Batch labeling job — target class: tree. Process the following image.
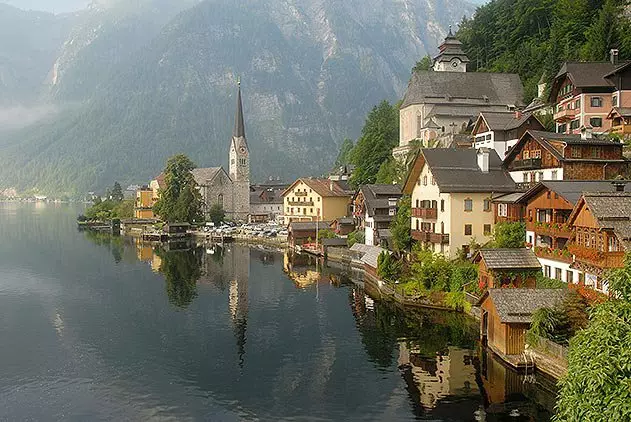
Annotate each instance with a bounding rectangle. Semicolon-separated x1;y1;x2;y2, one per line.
412;55;433;72
208;203;225;225
153;154;203;223
377;251;401;282
334;138;354;167
157;248;202;308
492;222;526;248
554;256;631;421
317;229;337;241
111;182;124;202
350;101;400;187
347;229;365;247
390;195;412;256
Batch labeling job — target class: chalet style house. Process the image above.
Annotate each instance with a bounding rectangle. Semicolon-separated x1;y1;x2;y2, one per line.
473;249;540;290
394;31;523;159
282;178;352;225
471;111;544;158
352;184;402;246
549;54;628;135
567;189;631;293
403;148;515;258
503;129;629;187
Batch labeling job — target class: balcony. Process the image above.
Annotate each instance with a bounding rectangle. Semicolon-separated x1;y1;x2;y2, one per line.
511;158;542;170
553;107;577;122
567;244;625;268
412;230;449;244
534;246;573;264
610;124;631;135
411;207;437;219
295;191;308;197
527;221;572;238
287;200;314;207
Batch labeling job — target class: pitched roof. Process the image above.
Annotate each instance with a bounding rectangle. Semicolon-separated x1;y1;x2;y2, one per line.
582;192;631;249
289;221;332;231
520;180;631;206
492;192;527;203
233;83;246;138
359;184;402;217
191;167;226;186
401;71;524;109
476;248;541;270
481;289;568;323
555;62;623;88
321;238;348;247
282;178;350;198
607;107;631;119
407;148;516;193
476;111;537;133
331;217;354;226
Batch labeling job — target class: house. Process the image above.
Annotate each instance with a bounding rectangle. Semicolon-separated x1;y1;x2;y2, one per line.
134;186;155;219
491;192;526;224
330;217;355;236
567;188;631;293
249;184;286;223
403;148;515;258
503;129;629;188
352;184;402;246
473;249;540;290
282;178;351;225
394;31;523;159
287;220;331;249
606;107;631;137
549;54;630;135
479;289;568;361
471;111;544;158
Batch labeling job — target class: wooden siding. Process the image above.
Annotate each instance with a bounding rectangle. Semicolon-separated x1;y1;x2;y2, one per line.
506;324;528;355
481;296;530;356
573;203;599;229
506;136;561;171
563;161;630;180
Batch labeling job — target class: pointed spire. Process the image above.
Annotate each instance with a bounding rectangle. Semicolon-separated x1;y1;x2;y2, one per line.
448;25;453;37
233;78;245;138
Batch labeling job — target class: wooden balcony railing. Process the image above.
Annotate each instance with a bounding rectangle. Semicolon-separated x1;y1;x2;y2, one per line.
288;200;314;206
295;191;308;197
511;158;542;170
610;124;631;135
553;107;577;121
567;244;625;268
527;222;572;238
411;207;437;219
534;246;573;264
412;230;449;244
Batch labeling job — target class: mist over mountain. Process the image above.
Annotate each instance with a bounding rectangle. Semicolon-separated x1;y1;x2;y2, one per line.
0;0;474;195
0;0;89;13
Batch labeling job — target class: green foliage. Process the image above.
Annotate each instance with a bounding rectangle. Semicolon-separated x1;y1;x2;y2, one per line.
208;203;225;225
349;100;399;187
409;247;453;292
156;247;202;309
153;154;203;223
347;229;365;247
377;251;402;282
390;195;411;256
334;138;354;167
110;182;124;202
492;222;526;248
535;272;567;289
375;157;409;185
554;259;631;421
317;229;337;241
83;199;134;221
527;290;588;346
412;55;433;73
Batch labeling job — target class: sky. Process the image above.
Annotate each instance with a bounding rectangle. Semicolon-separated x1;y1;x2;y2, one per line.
0;0;90;13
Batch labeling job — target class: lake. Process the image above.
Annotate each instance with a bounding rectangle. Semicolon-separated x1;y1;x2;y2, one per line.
0;202;556;421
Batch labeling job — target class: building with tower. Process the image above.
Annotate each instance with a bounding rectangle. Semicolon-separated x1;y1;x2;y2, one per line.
192;82;251;221
394;29;524;159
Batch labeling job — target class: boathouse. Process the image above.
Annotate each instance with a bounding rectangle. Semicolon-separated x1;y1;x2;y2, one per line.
473;248;541;290
478;289;567;361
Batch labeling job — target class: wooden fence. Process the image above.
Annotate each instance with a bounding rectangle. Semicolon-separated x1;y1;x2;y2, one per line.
531;334;568;362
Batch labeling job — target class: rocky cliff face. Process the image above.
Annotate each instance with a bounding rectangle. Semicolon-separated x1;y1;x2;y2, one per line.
0;0;474;194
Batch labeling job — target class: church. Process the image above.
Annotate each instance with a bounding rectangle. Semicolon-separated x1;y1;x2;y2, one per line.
192;82;251;221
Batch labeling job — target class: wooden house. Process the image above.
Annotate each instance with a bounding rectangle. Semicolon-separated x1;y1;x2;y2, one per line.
287;221;331;249
567;190;631;293
329;217;355;236
478;289;567;361
492;192;525;224
473;249;541;290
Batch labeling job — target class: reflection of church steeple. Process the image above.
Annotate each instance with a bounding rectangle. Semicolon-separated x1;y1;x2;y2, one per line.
228;246;250;368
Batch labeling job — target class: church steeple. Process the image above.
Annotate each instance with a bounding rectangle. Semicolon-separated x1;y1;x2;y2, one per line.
234;79;246;139
433;26;469;72
229;79;250;185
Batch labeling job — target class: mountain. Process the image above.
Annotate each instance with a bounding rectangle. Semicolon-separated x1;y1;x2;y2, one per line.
0;0;474;195
0;0;89;13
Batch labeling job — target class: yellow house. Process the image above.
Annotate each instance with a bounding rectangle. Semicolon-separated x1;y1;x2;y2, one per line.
403;148;516;258
282;178;351;225
134;187;155;219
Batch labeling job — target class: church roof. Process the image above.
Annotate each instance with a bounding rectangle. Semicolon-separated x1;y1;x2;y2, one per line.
192;167;227;186
234;83;246;138
433;30;470;64
401;71;524;109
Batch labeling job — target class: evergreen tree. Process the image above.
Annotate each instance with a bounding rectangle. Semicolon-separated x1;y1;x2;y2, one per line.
153;154;203;223
208;203;225;225
390;195;412;257
334;138;354;167
111;181;124;202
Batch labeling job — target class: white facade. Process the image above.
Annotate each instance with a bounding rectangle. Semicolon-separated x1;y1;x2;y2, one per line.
473;130;519;158
364;210;376;246
509;168;564;184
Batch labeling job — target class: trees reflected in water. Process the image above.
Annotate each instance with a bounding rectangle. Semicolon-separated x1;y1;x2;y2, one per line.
155;246;203;309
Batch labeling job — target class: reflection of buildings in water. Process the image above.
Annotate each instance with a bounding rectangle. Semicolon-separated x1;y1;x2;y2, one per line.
133;239;162;272
283;251;333;288
397;343;479;410
226;246;250;367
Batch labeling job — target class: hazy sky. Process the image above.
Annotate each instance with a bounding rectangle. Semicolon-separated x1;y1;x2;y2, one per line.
1;0;90;13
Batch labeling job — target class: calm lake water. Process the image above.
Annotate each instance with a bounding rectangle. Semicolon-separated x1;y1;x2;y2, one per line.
0;202;556;421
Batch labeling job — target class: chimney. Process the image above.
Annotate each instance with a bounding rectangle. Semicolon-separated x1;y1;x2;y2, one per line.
477;148;490;173
329;180;334;192
581;126;593;140
515;110;522;119
612;179;627;192
611;49;619;65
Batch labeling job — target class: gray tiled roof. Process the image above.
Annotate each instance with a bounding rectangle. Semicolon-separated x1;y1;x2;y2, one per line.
332;217;355;225
492;192;527;204
484;289;568;323
480;111;535;131
422;148;516;193
527;130;621;146
583;193;631;249
360;246;390;269
530;181;631;205
191;167;224;185
401;71;524;109
478;248;541;269
556;62;624;88
289;221;332;231
360;184;402;217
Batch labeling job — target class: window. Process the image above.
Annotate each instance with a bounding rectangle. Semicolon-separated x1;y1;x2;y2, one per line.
533;150;542;159
574;99;580;110
423;175;428;186
416;219;419;230
464;199;473;212
538;171;544;181
303;208;307;215
317;197;320;202
486;134;492;140
557;123;567;133
567;271;574;284
613;94;619;107
551;170;558;180
484;224;491;236
555;268;562;280
547;192;551;199
591;147;602;158
570;119;580;130
464;224;472;235
523;150;530;159
544;265;551;278
291;207;294;213
287;207;290;213
440;199;445;212
310;208;313;213
498;203;508;217
590;97;602;107
571;147;581;158
431;177;436;185
483;199;491;212
590;117;603;127
523;172;529;182
417;178;421;186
